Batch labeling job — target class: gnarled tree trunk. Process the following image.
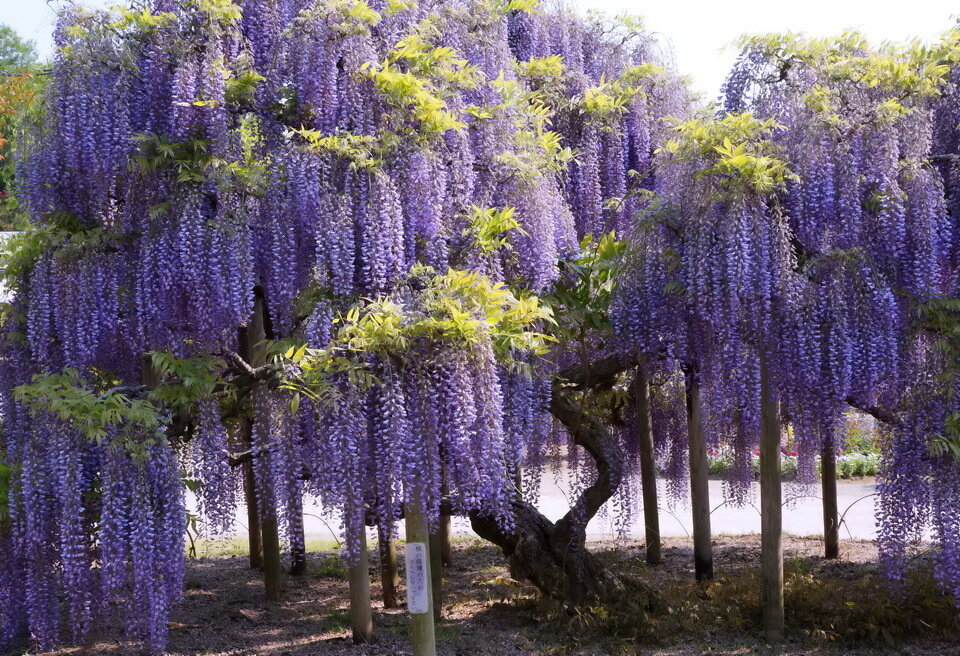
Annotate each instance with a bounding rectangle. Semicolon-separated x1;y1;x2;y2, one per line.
470;355;659;607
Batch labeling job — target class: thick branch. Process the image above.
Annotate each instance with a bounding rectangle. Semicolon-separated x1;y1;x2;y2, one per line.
845;396;901;427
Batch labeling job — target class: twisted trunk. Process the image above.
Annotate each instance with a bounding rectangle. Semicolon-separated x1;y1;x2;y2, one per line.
470;354;659;607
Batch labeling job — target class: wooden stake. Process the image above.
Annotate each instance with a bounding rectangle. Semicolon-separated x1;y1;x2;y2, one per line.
439;514;452;568
404;501;437;656
821;437;839;559
636;368;662;566
241;431;263;570
439;466;453;567
685;367;713;581
289;495;307;576
378;527;400;608
349;528;374;644
429;530;443;621
760;354;784;642
245;296;282;599
260;507;284;601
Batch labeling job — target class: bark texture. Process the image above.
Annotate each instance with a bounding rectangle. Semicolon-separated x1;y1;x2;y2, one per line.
470;354;659;607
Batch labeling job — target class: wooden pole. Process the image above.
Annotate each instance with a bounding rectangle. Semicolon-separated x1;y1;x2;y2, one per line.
636;368;662;566
289;494;307;576
404;500;437;656
821;436;839;559
241;425;263;570
349;528;374;644
378;527;399;609
260;507;284;601
429;530;443;621
685;366;713;581
439;465;452;567
236;327;264;569
439;513;452;568
246;296;283;600
760;354;784;642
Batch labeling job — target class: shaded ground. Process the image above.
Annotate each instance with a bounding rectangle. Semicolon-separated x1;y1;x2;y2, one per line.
25;536;959;656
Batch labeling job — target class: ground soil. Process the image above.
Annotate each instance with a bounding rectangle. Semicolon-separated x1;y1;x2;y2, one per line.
25;536;960;656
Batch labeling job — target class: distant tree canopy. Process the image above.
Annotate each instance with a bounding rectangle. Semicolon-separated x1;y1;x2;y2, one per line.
0;24;39;230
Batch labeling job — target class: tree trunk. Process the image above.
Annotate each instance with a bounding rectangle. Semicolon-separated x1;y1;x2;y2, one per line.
635;368;662;566
821;437;839;559
405;500;437;656
470;354;660;608
349;529;374;644
760;355;784;642
685;367;713;582
378;527;399;609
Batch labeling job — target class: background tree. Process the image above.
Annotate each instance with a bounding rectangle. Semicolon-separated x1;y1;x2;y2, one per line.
0;23;39;230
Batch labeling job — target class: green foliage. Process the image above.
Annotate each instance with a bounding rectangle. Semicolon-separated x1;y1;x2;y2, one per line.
108;6;178;33
739;31;960;127
130;132;267;191
14;370;165;460
361;30;479;142
225;68;266;107
483;74;574;178
340;267;553;356
294;129;379;171
191;0;243;25
146;351;228;410
0;24;37;73
313;555;349;579
281;267;554;403
659;112;795;194
919;296;960;461
0;215;121;296
548;232;627;340
464;205;524;255
0;460;11;525
0;24;41;229
484;0;540;16
580;64;667;124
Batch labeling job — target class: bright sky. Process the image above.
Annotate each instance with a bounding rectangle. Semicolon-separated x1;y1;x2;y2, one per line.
1;0;958;99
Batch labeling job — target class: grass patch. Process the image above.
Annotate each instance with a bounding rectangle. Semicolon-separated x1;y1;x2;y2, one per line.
187;536;342;558
538;556;960;651
313;556;349;580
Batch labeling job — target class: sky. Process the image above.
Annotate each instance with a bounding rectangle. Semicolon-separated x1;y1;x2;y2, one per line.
1;0;958;99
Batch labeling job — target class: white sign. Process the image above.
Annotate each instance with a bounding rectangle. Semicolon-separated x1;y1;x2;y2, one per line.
405;542;429;614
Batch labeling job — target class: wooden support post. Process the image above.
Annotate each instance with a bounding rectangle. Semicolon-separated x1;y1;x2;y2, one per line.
439;466;452;567
439;514;452;568
349;528;374;644
245;295;282;599
236;327;263;569
404;501;437;656
261;506;284;601
378;527;399;609
429;530;443;622
685;366;713;581
289;494;307;576
242;438;263;570
760;355;784;642
822;436;839;559
636;368;662;566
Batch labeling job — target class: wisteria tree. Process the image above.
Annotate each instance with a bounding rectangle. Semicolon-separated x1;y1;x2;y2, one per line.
0;0;686;653
721;31;960;603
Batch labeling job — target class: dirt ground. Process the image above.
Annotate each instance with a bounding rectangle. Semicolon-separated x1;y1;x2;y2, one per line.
26;536;960;656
